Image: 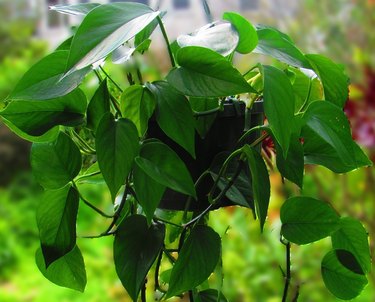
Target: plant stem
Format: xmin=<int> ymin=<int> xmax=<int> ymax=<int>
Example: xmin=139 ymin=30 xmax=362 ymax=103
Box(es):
xmin=297 ymin=78 xmax=312 ymax=113
xmin=75 ymin=171 xmax=101 ymax=183
xmin=99 ymin=66 xmax=123 ymax=93
xmin=193 ymin=106 xmax=222 ymax=117
xmin=189 ymin=290 xmax=195 ymax=302
xmin=109 ymin=94 xmax=122 ymax=117
xmin=201 ymin=0 xmax=213 ymax=23
xmin=94 ymin=69 xmax=103 ymax=82
xmin=282 ymin=242 xmax=291 ymax=302
xmin=236 ymin=125 xmax=269 ymax=147
xmin=141 ymin=280 xmax=147 ymax=302
xmin=70 ymin=129 xmax=96 ymax=153
xmin=77 ymin=189 xmax=113 ymax=218
xmin=157 ymin=16 xmax=175 ymax=68
xmin=153 ymin=216 xmax=183 ymax=228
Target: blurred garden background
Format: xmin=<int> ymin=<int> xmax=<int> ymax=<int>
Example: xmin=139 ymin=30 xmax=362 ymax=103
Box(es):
xmin=0 ymin=0 xmax=374 ymax=301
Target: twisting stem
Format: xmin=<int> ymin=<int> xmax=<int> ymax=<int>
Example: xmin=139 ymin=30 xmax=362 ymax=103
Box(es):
xmin=282 ymin=242 xmax=291 ymax=302
xmin=157 ymin=16 xmax=175 ymax=67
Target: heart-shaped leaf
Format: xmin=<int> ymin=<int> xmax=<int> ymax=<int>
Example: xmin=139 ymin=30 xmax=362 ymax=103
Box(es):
xmin=1 ymin=89 xmax=87 ymax=137
xmin=114 ymin=215 xmax=165 ymax=301
xmin=147 ymin=81 xmax=195 ymax=157
xmin=9 ymin=51 xmax=90 ymax=100
xmin=254 ymin=25 xmax=310 ymax=68
xmin=321 ymin=250 xmax=368 ymax=300
xmin=306 ymin=54 xmax=348 ymax=108
xmin=87 ymin=79 xmax=110 ymax=132
xmin=302 ymin=101 xmax=372 ymax=172
xmin=222 ymin=12 xmax=258 ymax=54
xmin=120 ymin=85 xmax=155 ymax=137
xmin=242 ymin=145 xmax=270 ymax=231
xmin=36 ymin=245 xmax=86 ymax=292
xmin=31 ymin=131 xmax=82 ymax=189
xmin=167 ymin=46 xmax=256 ymax=97
xmin=331 ymin=217 xmax=371 ymax=274
xmin=166 ymin=225 xmax=221 ymax=298
xmin=177 ymin=21 xmax=239 ymax=56
xmin=261 ymin=65 xmax=295 ymax=157
xmin=37 ymin=184 xmax=79 ymax=267
xmin=65 ymin=3 xmax=159 ymax=74
xmin=96 ymin=113 xmax=139 ymax=199
xmin=135 ymin=140 xmax=196 ymax=198
xmin=281 ymin=196 xmax=340 ymax=245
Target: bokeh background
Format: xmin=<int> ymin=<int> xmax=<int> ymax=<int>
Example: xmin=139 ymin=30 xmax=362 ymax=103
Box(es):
xmin=0 ymin=0 xmax=374 ymax=301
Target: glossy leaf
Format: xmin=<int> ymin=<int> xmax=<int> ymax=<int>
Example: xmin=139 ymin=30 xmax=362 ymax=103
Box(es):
xmin=37 ymin=184 xmax=79 ymax=266
xmin=31 ymin=132 xmax=82 ymax=189
xmin=281 ymin=196 xmax=340 ymax=245
xmin=166 ymin=225 xmax=221 ymax=298
xmin=242 ymin=145 xmax=270 ymax=231
xmin=167 ymin=46 xmax=256 ymax=97
xmin=177 ymin=21 xmax=239 ymax=56
xmin=96 ymin=113 xmax=139 ymax=199
xmin=254 ymin=25 xmax=310 ymax=68
xmin=321 ymin=250 xmax=368 ymax=300
xmin=114 ymin=215 xmax=165 ymax=301
xmin=302 ymin=101 xmax=372 ymax=173
xmin=65 ymin=3 xmax=159 ymax=74
xmin=275 ymin=133 xmax=304 ymax=187
xmin=133 ymin=164 xmax=165 ymax=224
xmin=36 ymin=246 xmax=86 ymax=292
xmin=135 ymin=140 xmax=196 ymax=198
xmin=306 ymin=54 xmax=348 ymax=108
xmin=87 ymin=79 xmax=110 ymax=132
xmin=120 ymin=85 xmax=155 ymax=137
xmin=147 ymin=81 xmax=195 ymax=157
xmin=331 ymin=217 xmax=371 ymax=274
xmin=261 ymin=65 xmax=295 ymax=157
xmin=222 ymin=12 xmax=258 ymax=54
xmin=1 ymin=89 xmax=86 ymax=137
xmin=50 ymin=3 xmax=100 ymax=16
xmin=9 ymin=51 xmax=90 ymax=100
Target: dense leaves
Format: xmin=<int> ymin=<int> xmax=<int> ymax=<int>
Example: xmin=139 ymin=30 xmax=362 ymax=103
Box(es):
xmin=37 ymin=184 xmax=79 ymax=266
xmin=96 ymin=113 xmax=139 ymax=199
xmin=114 ymin=215 xmax=165 ymax=301
xmin=166 ymin=226 xmax=221 ymax=298
xmin=281 ymin=196 xmax=340 ymax=244
xmin=31 ymin=132 xmax=82 ymax=189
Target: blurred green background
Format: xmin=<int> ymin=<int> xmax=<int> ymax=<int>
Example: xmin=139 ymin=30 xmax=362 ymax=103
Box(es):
xmin=0 ymin=1 xmax=374 ymax=301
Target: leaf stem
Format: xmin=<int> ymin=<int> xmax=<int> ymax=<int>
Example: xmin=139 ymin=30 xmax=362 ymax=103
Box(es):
xmin=282 ymin=241 xmax=291 ymax=302
xmin=193 ymin=106 xmax=222 ymax=117
xmin=70 ymin=129 xmax=96 ymax=153
xmin=157 ymin=16 xmax=175 ymax=68
xmin=153 ymin=216 xmax=183 ymax=228
xmin=99 ymin=66 xmax=123 ymax=93
xmin=236 ymin=125 xmax=269 ymax=147
xmin=77 ymin=190 xmax=113 ymax=218
xmin=74 ymin=171 xmax=101 ymax=183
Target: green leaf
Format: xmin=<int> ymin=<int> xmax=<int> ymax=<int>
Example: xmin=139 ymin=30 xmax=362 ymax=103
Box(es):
xmin=331 ymin=217 xmax=371 ymax=274
xmin=261 ymin=65 xmax=295 ymax=157
xmin=177 ymin=21 xmax=239 ymax=56
xmin=1 ymin=89 xmax=87 ymax=136
xmin=166 ymin=226 xmax=221 ymax=298
xmin=133 ymin=164 xmax=165 ymax=224
xmin=280 ymin=196 xmax=340 ymax=245
xmin=37 ymin=184 xmax=79 ymax=266
xmin=114 ymin=215 xmax=165 ymax=301
xmin=254 ymin=25 xmax=310 ymax=68
xmin=302 ymin=101 xmax=372 ymax=173
xmin=87 ymin=79 xmax=110 ymax=132
xmin=275 ymin=133 xmax=304 ymax=187
xmin=242 ymin=145 xmax=270 ymax=231
xmin=36 ymin=245 xmax=86 ymax=292
xmin=190 ymin=97 xmax=218 ymax=139
xmin=135 ymin=140 xmax=196 ymax=198
xmin=96 ymin=113 xmax=139 ymax=199
xmin=50 ymin=3 xmax=100 ymax=16
xmin=120 ymin=85 xmax=155 ymax=137
xmin=321 ymin=250 xmax=368 ymax=300
xmin=222 ymin=12 xmax=258 ymax=54
xmin=9 ymin=51 xmax=90 ymax=100
xmin=147 ymin=81 xmax=195 ymax=157
xmin=167 ymin=46 xmax=256 ymax=97
xmin=65 ymin=3 xmax=159 ymax=74
xmin=305 ymin=54 xmax=348 ymax=108
xmin=196 ymin=289 xmax=228 ymax=302
xmin=134 ymin=14 xmax=162 ymax=47
xmin=31 ymin=132 xmax=82 ymax=189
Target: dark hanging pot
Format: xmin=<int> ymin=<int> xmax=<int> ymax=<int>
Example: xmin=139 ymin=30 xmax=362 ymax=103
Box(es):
xmin=148 ymin=100 xmax=264 ymax=211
